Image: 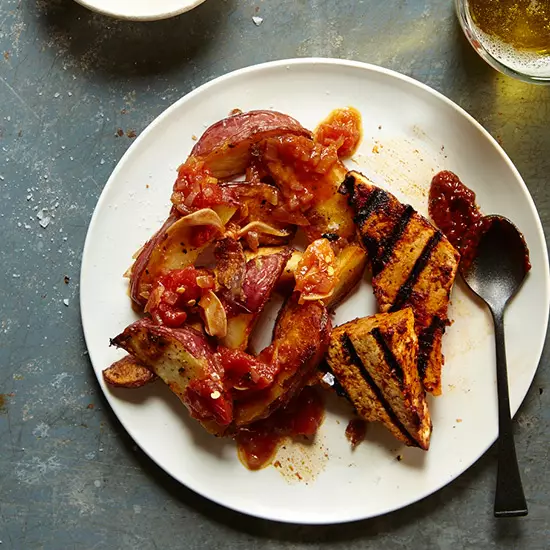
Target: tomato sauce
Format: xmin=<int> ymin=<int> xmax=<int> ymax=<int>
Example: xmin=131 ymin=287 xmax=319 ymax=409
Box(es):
xmin=146 ymin=267 xmax=215 ymax=327
xmin=261 ymin=135 xmax=341 ymax=210
xmin=314 ymin=107 xmax=363 ymax=158
xmin=345 ymin=418 xmax=367 ymax=447
xmin=429 ymin=171 xmax=488 ymax=269
xmin=236 ymin=386 xmax=325 ymax=470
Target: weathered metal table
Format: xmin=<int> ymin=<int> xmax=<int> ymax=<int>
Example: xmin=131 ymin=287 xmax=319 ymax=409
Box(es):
xmin=1 ymin=1 xmax=548 ymax=548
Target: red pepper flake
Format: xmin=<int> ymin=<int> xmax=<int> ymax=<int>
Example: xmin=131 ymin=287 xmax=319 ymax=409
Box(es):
xmin=87 ymin=403 xmax=95 ymax=409
xmin=3 ymin=51 xmax=9 ymax=60
xmin=126 ymin=130 xmax=137 ymax=139
xmin=116 ymin=128 xmax=124 ymax=137
xmin=64 ymin=276 xmax=70 ymax=284
xmin=120 ymin=108 xmax=127 ymax=114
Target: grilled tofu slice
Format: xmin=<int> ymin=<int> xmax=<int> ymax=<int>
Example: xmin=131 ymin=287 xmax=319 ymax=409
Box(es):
xmin=327 ymin=309 xmax=431 ymax=449
xmin=341 ymin=171 xmax=460 ymax=395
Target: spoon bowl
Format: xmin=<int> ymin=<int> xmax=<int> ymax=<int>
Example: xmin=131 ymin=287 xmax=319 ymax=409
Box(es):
xmin=462 ymin=215 xmax=530 ymax=311
xmin=461 ymin=215 xmax=530 ymax=518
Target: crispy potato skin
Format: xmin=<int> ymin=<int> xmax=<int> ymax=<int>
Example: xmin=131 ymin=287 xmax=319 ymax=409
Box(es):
xmin=111 ymin=318 xmax=228 ymax=435
xmin=220 ymin=248 xmax=292 ymax=350
xmin=191 ymin=110 xmax=311 ymax=179
xmin=103 ymin=355 xmax=157 ymax=388
xmin=233 ymin=296 xmax=331 ymax=426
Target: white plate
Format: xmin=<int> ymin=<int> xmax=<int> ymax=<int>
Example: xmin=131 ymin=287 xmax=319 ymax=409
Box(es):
xmin=74 ymin=0 xmax=206 ymax=21
xmin=80 ymin=58 xmax=550 ymax=524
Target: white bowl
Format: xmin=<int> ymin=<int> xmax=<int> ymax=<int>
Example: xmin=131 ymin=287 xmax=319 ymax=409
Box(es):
xmin=74 ymin=0 xmax=207 ymax=21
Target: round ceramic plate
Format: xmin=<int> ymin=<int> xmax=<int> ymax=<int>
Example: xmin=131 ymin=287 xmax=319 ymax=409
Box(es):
xmin=80 ymin=58 xmax=550 ymax=524
xmin=74 ymin=0 xmax=206 ymax=21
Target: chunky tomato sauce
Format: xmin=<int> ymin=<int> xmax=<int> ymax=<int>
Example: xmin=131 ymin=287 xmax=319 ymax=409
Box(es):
xmin=146 ymin=267 xmax=215 ymax=327
xmin=314 ymin=107 xmax=363 ymax=158
xmin=236 ymin=386 xmax=325 ymax=470
xmin=429 ymin=171 xmax=488 ymax=269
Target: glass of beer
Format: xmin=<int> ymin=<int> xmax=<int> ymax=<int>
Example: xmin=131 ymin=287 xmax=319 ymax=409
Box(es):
xmin=456 ymin=0 xmax=550 ymax=83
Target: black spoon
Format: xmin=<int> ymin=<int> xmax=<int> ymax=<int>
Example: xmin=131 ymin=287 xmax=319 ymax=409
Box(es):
xmin=461 ymin=215 xmax=529 ymax=518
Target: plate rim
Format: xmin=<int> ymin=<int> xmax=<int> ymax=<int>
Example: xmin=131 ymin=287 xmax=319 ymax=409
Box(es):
xmin=80 ymin=57 xmax=550 ymax=524
xmin=73 ymin=0 xmax=207 ymax=22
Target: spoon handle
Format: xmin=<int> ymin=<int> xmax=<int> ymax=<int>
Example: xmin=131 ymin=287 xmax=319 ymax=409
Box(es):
xmin=492 ymin=310 xmax=528 ymax=518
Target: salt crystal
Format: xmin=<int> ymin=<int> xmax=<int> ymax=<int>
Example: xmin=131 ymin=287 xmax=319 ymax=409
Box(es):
xmin=54 ymin=92 xmax=60 ymax=98
xmin=26 ymin=194 xmax=32 ymax=200
xmin=12 ymin=273 xmax=20 ymax=278
xmin=0 ymin=175 xmax=4 ymax=181
xmin=54 ymin=202 xmax=59 ymax=208
xmin=17 ymin=222 xmax=21 ymax=227
xmin=67 ymin=91 xmax=73 ymax=97
xmin=37 ymin=209 xmax=46 ymax=220
xmin=321 ymin=372 xmax=335 ymax=386
xmin=61 ymin=145 xmax=66 ymax=150
xmin=100 ymin=159 xmax=105 ymax=165
xmin=70 ymin=156 xmax=74 ymax=161
xmin=63 ymin=298 xmax=69 ymax=306
xmin=252 ymin=16 xmax=263 ymax=26
xmin=43 ymin=175 xmax=48 ymax=180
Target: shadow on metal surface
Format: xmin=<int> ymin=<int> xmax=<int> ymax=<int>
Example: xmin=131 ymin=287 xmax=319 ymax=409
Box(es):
xmin=34 ymin=0 xmax=235 ymax=79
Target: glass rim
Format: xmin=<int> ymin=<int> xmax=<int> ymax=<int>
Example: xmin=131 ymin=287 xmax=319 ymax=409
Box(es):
xmin=455 ymin=0 xmax=550 ymax=85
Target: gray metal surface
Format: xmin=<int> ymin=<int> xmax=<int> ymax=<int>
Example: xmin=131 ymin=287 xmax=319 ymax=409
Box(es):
xmin=0 ymin=0 xmax=548 ymax=548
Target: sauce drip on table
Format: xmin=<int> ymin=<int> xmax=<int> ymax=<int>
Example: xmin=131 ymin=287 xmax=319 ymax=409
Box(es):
xmin=236 ymin=386 xmax=325 ymax=470
xmin=429 ymin=170 xmax=531 ymax=272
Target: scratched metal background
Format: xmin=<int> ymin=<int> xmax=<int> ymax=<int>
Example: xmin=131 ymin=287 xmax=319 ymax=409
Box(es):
xmin=0 ymin=0 xmax=549 ymax=548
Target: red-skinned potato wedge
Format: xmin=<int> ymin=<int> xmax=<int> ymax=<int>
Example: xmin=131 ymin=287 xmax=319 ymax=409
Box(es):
xmin=130 ymin=208 xmax=230 ymax=308
xmin=191 ymin=110 xmax=311 ymax=179
xmin=220 ymin=247 xmax=292 ymax=349
xmin=111 ymin=318 xmax=232 ymax=434
xmin=244 ymin=246 xmax=302 ymax=293
xmin=102 ymin=355 xmax=157 ymax=388
xmin=214 ymin=237 xmax=246 ymax=301
xmin=233 ymin=295 xmax=331 ymax=426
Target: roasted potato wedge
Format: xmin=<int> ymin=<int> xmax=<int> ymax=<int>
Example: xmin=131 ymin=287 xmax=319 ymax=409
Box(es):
xmin=102 ymin=355 xmax=157 ymax=388
xmin=220 ymin=247 xmax=292 ymax=349
xmin=244 ymin=246 xmax=302 ymax=292
xmin=324 ymin=244 xmax=367 ymax=309
xmin=233 ymin=296 xmax=331 ymax=426
xmin=191 ymin=110 xmax=311 ymax=179
xmin=301 ymin=161 xmax=355 ymax=242
xmin=111 ymin=318 xmax=231 ymax=434
xmin=130 ymin=208 xmax=230 ymax=308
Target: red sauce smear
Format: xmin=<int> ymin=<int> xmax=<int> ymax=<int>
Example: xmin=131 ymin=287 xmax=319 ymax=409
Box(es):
xmin=236 ymin=386 xmax=325 ymax=471
xmin=314 ymin=107 xmax=363 ymax=158
xmin=345 ymin=418 xmax=367 ymax=448
xmin=429 ymin=170 xmax=531 ymax=272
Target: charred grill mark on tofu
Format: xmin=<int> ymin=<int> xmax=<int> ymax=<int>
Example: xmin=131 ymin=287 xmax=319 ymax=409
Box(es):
xmin=417 ymin=316 xmax=446 ymax=378
xmin=341 ymin=334 xmax=417 ymax=447
xmin=389 ymin=231 xmax=443 ymax=312
xmin=354 ymin=187 xmax=388 ymax=229
xmin=371 ymin=328 xmax=404 ymax=386
xmin=374 ymin=205 xmax=415 ymax=276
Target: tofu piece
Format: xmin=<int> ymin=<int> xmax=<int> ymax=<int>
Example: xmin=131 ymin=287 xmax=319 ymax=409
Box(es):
xmin=327 ymin=309 xmax=432 ymax=450
xmin=341 ymin=171 xmax=460 ymax=395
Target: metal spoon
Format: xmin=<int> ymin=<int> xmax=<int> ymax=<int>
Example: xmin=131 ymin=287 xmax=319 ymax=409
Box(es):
xmin=461 ymin=215 xmax=529 ymax=518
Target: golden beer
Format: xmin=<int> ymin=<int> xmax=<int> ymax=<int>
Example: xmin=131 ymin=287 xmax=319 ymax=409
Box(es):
xmin=459 ymin=0 xmax=550 ymax=81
